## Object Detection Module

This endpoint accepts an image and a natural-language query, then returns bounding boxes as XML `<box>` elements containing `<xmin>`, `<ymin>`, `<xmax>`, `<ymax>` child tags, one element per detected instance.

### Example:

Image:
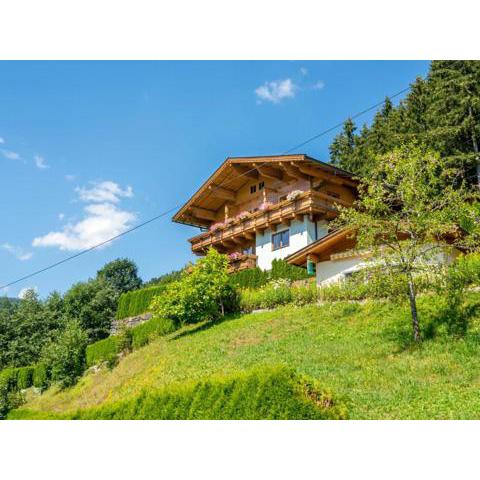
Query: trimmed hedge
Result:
<box><xmin>17</xmin><ymin>366</ymin><xmax>34</xmax><ymax>390</ymax></box>
<box><xmin>33</xmin><ymin>363</ymin><xmax>49</xmax><ymax>390</ymax></box>
<box><xmin>86</xmin><ymin>336</ymin><xmax>123</xmax><ymax>368</ymax></box>
<box><xmin>130</xmin><ymin>316</ymin><xmax>176</xmax><ymax>350</ymax></box>
<box><xmin>116</xmin><ymin>285</ymin><xmax>166</xmax><ymax>320</ymax></box>
<box><xmin>8</xmin><ymin>366</ymin><xmax>347</xmax><ymax>420</ymax></box>
<box><xmin>85</xmin><ymin>315</ymin><xmax>176</xmax><ymax>367</ymax></box>
<box><xmin>230</xmin><ymin>259</ymin><xmax>310</xmax><ymax>289</ymax></box>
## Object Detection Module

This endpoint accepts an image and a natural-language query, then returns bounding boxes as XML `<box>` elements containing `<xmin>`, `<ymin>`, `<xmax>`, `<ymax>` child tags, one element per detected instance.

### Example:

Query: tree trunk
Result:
<box><xmin>407</xmin><ymin>275</ymin><xmax>421</xmax><ymax>342</ymax></box>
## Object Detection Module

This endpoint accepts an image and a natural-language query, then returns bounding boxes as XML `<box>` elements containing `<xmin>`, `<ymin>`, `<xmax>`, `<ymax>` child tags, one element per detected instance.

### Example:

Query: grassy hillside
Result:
<box><xmin>11</xmin><ymin>294</ymin><xmax>480</xmax><ymax>419</ymax></box>
<box><xmin>9</xmin><ymin>366</ymin><xmax>345</xmax><ymax>420</ymax></box>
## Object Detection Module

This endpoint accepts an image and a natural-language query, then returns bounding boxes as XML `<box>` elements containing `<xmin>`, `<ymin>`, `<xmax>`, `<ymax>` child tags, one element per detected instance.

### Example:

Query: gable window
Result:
<box><xmin>250</xmin><ymin>185</ymin><xmax>257</xmax><ymax>194</ymax></box>
<box><xmin>272</xmin><ymin>229</ymin><xmax>290</xmax><ymax>251</ymax></box>
<box><xmin>259</xmin><ymin>181</ymin><xmax>265</xmax><ymax>190</ymax></box>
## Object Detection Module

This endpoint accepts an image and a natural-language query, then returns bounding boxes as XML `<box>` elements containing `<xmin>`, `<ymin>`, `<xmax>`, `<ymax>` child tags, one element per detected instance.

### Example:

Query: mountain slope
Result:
<box><xmin>12</xmin><ymin>296</ymin><xmax>480</xmax><ymax>419</ymax></box>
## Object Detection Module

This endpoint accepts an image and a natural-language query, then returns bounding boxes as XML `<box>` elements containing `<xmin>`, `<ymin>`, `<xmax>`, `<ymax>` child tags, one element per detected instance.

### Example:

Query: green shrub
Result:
<box><xmin>86</xmin><ymin>336</ymin><xmax>123</xmax><ymax>368</ymax></box>
<box><xmin>270</xmin><ymin>259</ymin><xmax>310</xmax><ymax>281</ymax></box>
<box><xmin>229</xmin><ymin>259</ymin><xmax>309</xmax><ymax>289</ymax></box>
<box><xmin>131</xmin><ymin>316</ymin><xmax>176</xmax><ymax>350</ymax></box>
<box><xmin>33</xmin><ymin>363</ymin><xmax>49</xmax><ymax>390</ymax></box>
<box><xmin>9</xmin><ymin>367</ymin><xmax>347</xmax><ymax>420</ymax></box>
<box><xmin>116</xmin><ymin>285</ymin><xmax>166</xmax><ymax>320</ymax></box>
<box><xmin>0</xmin><ymin>368</ymin><xmax>23</xmax><ymax>418</ymax></box>
<box><xmin>16</xmin><ymin>366</ymin><xmax>34</xmax><ymax>390</ymax></box>
<box><xmin>150</xmin><ymin>249</ymin><xmax>231</xmax><ymax>325</ymax></box>
<box><xmin>230</xmin><ymin>267</ymin><xmax>269</xmax><ymax>289</ymax></box>
<box><xmin>42</xmin><ymin>321</ymin><xmax>88</xmax><ymax>388</ymax></box>
<box><xmin>240</xmin><ymin>281</ymin><xmax>319</xmax><ymax>312</ymax></box>
<box><xmin>0</xmin><ymin>368</ymin><xmax>19</xmax><ymax>391</ymax></box>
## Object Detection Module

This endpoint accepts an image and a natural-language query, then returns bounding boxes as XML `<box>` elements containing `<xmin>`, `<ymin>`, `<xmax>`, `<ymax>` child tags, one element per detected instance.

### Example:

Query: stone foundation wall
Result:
<box><xmin>110</xmin><ymin>312</ymin><xmax>152</xmax><ymax>334</ymax></box>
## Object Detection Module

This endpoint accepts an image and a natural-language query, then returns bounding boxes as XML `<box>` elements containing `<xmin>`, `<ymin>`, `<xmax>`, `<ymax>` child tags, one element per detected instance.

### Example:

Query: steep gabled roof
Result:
<box><xmin>172</xmin><ymin>154</ymin><xmax>357</xmax><ymax>228</ymax></box>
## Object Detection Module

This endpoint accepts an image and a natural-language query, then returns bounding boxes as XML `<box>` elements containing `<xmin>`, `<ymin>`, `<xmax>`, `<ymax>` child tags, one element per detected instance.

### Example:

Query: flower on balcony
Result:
<box><xmin>286</xmin><ymin>190</ymin><xmax>303</xmax><ymax>201</ymax></box>
<box><xmin>236</xmin><ymin>210</ymin><xmax>251</xmax><ymax>221</ymax></box>
<box><xmin>259</xmin><ymin>201</ymin><xmax>273</xmax><ymax>211</ymax></box>
<box><xmin>228</xmin><ymin>251</ymin><xmax>242</xmax><ymax>261</ymax></box>
<box><xmin>209</xmin><ymin>222</ymin><xmax>224</xmax><ymax>231</ymax></box>
<box><xmin>224</xmin><ymin>217</ymin><xmax>235</xmax><ymax>225</ymax></box>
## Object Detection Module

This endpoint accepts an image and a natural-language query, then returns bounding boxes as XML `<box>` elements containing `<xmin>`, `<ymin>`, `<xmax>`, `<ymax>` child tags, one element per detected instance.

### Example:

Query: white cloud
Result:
<box><xmin>33</xmin><ymin>181</ymin><xmax>136</xmax><ymax>252</ymax></box>
<box><xmin>255</xmin><ymin>78</ymin><xmax>297</xmax><ymax>104</ymax></box>
<box><xmin>75</xmin><ymin>181</ymin><xmax>133</xmax><ymax>204</ymax></box>
<box><xmin>33</xmin><ymin>202</ymin><xmax>136</xmax><ymax>251</ymax></box>
<box><xmin>0</xmin><ymin>137</ymin><xmax>4</xmax><ymax>144</ymax></box>
<box><xmin>2</xmin><ymin>150</ymin><xmax>21</xmax><ymax>160</ymax></box>
<box><xmin>18</xmin><ymin>286</ymin><xmax>38</xmax><ymax>299</ymax></box>
<box><xmin>300</xmin><ymin>67</ymin><xmax>308</xmax><ymax>76</ymax></box>
<box><xmin>313</xmin><ymin>80</ymin><xmax>325</xmax><ymax>90</ymax></box>
<box><xmin>58</xmin><ymin>213</ymin><xmax>65</xmax><ymax>220</ymax></box>
<box><xmin>34</xmin><ymin>154</ymin><xmax>49</xmax><ymax>169</ymax></box>
<box><xmin>65</xmin><ymin>174</ymin><xmax>76</xmax><ymax>182</ymax></box>
<box><xmin>1</xmin><ymin>243</ymin><xmax>33</xmax><ymax>261</ymax></box>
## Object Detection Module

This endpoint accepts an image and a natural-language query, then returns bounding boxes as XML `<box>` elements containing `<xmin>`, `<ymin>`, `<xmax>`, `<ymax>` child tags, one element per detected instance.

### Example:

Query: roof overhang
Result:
<box><xmin>286</xmin><ymin>228</ymin><xmax>356</xmax><ymax>266</ymax></box>
<box><xmin>172</xmin><ymin>154</ymin><xmax>358</xmax><ymax>228</ymax></box>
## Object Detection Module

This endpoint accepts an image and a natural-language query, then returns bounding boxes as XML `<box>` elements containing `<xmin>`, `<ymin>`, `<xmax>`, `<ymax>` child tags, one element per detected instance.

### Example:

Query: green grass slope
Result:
<box><xmin>9</xmin><ymin>366</ymin><xmax>345</xmax><ymax>420</ymax></box>
<box><xmin>11</xmin><ymin>295</ymin><xmax>480</xmax><ymax>419</ymax></box>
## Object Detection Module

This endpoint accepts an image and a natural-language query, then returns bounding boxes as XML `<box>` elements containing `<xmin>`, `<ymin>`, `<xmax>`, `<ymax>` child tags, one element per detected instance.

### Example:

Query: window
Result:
<box><xmin>259</xmin><ymin>181</ymin><xmax>265</xmax><ymax>190</ymax></box>
<box><xmin>272</xmin><ymin>229</ymin><xmax>290</xmax><ymax>251</ymax></box>
<box><xmin>250</xmin><ymin>185</ymin><xmax>257</xmax><ymax>194</ymax></box>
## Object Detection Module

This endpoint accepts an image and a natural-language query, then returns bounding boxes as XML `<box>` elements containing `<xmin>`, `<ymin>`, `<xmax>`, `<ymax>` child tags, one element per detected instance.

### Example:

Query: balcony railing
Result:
<box><xmin>227</xmin><ymin>254</ymin><xmax>257</xmax><ymax>272</ymax></box>
<box><xmin>189</xmin><ymin>190</ymin><xmax>346</xmax><ymax>254</ymax></box>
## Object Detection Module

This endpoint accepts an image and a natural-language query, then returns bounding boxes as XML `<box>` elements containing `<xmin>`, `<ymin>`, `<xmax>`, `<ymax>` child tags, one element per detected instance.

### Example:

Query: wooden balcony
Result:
<box><xmin>228</xmin><ymin>254</ymin><xmax>258</xmax><ymax>272</ymax></box>
<box><xmin>189</xmin><ymin>190</ymin><xmax>348</xmax><ymax>254</ymax></box>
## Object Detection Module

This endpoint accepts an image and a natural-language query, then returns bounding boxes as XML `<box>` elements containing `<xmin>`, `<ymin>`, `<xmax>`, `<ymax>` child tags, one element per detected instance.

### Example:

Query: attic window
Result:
<box><xmin>250</xmin><ymin>185</ymin><xmax>257</xmax><ymax>194</ymax></box>
<box><xmin>259</xmin><ymin>181</ymin><xmax>265</xmax><ymax>190</ymax></box>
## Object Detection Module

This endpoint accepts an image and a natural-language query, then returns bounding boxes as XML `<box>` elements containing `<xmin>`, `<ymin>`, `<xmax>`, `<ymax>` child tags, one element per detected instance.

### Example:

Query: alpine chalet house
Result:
<box><xmin>173</xmin><ymin>155</ymin><xmax>359</xmax><ymax>278</ymax></box>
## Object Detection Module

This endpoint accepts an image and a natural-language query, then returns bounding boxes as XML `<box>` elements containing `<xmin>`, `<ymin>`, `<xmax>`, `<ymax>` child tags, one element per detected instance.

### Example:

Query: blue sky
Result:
<box><xmin>0</xmin><ymin>60</ymin><xmax>430</xmax><ymax>298</ymax></box>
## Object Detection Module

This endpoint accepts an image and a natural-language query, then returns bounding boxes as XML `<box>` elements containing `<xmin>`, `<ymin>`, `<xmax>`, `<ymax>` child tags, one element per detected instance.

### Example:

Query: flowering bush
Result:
<box><xmin>236</xmin><ymin>211</ymin><xmax>251</xmax><ymax>221</ymax></box>
<box><xmin>259</xmin><ymin>202</ymin><xmax>273</xmax><ymax>211</ymax></box>
<box><xmin>224</xmin><ymin>217</ymin><xmax>235</xmax><ymax>225</ymax></box>
<box><xmin>286</xmin><ymin>190</ymin><xmax>303</xmax><ymax>201</ymax></box>
<box><xmin>228</xmin><ymin>252</ymin><xmax>242</xmax><ymax>261</ymax></box>
<box><xmin>209</xmin><ymin>222</ymin><xmax>225</xmax><ymax>231</ymax></box>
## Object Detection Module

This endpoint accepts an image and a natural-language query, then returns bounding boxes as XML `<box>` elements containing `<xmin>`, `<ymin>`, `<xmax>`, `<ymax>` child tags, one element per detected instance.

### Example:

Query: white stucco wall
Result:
<box><xmin>316</xmin><ymin>257</ymin><xmax>368</xmax><ymax>286</ymax></box>
<box><xmin>315</xmin><ymin>246</ymin><xmax>462</xmax><ymax>286</ymax></box>
<box><xmin>256</xmin><ymin>218</ymin><xmax>328</xmax><ymax>271</ymax></box>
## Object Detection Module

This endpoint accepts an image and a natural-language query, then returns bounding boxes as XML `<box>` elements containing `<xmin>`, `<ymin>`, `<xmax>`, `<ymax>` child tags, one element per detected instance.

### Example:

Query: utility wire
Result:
<box><xmin>0</xmin><ymin>84</ymin><xmax>412</xmax><ymax>290</ymax></box>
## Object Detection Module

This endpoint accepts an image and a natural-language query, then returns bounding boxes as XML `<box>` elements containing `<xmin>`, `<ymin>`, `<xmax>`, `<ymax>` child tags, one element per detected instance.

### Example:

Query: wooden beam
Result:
<box><xmin>191</xmin><ymin>207</ymin><xmax>217</xmax><ymax>221</ymax></box>
<box><xmin>208</xmin><ymin>185</ymin><xmax>236</xmax><ymax>202</ymax></box>
<box><xmin>315</xmin><ymin>190</ymin><xmax>352</xmax><ymax>207</ymax></box>
<box><xmin>242</xmin><ymin>232</ymin><xmax>255</xmax><ymax>240</ymax></box>
<box><xmin>294</xmin><ymin>163</ymin><xmax>356</xmax><ymax>187</ymax></box>
<box><xmin>279</xmin><ymin>163</ymin><xmax>309</xmax><ymax>180</ymax></box>
<box><xmin>253</xmin><ymin>163</ymin><xmax>283</xmax><ymax>180</ymax></box>
<box><xmin>230</xmin><ymin>163</ymin><xmax>259</xmax><ymax>179</ymax></box>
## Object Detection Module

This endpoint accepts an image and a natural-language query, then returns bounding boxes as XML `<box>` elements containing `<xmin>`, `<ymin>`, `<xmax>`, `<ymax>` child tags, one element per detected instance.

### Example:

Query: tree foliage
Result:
<box><xmin>63</xmin><ymin>279</ymin><xmax>117</xmax><ymax>342</ymax></box>
<box><xmin>42</xmin><ymin>321</ymin><xmax>88</xmax><ymax>389</ymax></box>
<box><xmin>330</xmin><ymin>61</ymin><xmax>480</xmax><ymax>181</ymax></box>
<box><xmin>97</xmin><ymin>258</ymin><xmax>142</xmax><ymax>295</ymax></box>
<box><xmin>335</xmin><ymin>144</ymin><xmax>480</xmax><ymax>341</ymax></box>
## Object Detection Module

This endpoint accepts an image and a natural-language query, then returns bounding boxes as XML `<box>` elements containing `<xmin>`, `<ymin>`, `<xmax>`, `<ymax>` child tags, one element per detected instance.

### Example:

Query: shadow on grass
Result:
<box><xmin>168</xmin><ymin>313</ymin><xmax>244</xmax><ymax>342</ymax></box>
<box><xmin>381</xmin><ymin>299</ymin><xmax>480</xmax><ymax>354</ymax></box>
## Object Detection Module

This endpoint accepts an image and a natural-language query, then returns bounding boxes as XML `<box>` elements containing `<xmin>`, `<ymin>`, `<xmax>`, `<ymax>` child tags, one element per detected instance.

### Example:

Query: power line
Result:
<box><xmin>0</xmin><ymin>84</ymin><xmax>413</xmax><ymax>290</ymax></box>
